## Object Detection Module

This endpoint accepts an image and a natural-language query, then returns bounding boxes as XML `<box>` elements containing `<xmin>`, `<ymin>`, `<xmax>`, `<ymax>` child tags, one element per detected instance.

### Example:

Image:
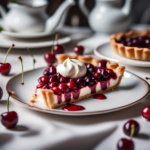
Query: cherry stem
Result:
<box><xmin>7</xmin><ymin>91</ymin><xmax>15</xmax><ymax>112</ymax></box>
<box><xmin>51</xmin><ymin>34</ymin><xmax>59</xmax><ymax>54</ymax></box>
<box><xmin>26</xmin><ymin>48</ymin><xmax>36</xmax><ymax>69</ymax></box>
<box><xmin>130</xmin><ymin>124</ymin><xmax>135</xmax><ymax>140</ymax></box>
<box><xmin>145</xmin><ymin>77</ymin><xmax>150</xmax><ymax>80</ymax></box>
<box><xmin>4</xmin><ymin>44</ymin><xmax>15</xmax><ymax>64</ymax></box>
<box><xmin>18</xmin><ymin>56</ymin><xmax>24</xmax><ymax>85</ymax></box>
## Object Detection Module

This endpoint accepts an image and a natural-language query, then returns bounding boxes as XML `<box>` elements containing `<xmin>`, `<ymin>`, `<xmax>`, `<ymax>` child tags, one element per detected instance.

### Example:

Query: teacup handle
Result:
<box><xmin>78</xmin><ymin>0</ymin><xmax>89</xmax><ymax>18</ymax></box>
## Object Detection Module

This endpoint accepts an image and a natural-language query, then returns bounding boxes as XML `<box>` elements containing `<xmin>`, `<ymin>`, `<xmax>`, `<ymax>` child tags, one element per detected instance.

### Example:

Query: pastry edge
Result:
<box><xmin>110</xmin><ymin>30</ymin><xmax>150</xmax><ymax>61</ymax></box>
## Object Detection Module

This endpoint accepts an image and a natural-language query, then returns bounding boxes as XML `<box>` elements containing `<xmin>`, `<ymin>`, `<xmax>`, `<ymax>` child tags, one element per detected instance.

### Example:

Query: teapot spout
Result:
<box><xmin>121</xmin><ymin>0</ymin><xmax>133</xmax><ymax>15</ymax></box>
<box><xmin>0</xmin><ymin>5</ymin><xmax>7</xmax><ymax>19</ymax></box>
<box><xmin>45</xmin><ymin>0</ymin><xmax>75</xmax><ymax>33</ymax></box>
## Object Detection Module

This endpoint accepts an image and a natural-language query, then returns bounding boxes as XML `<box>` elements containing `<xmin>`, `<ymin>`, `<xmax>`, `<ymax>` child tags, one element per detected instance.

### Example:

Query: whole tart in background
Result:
<box><xmin>110</xmin><ymin>30</ymin><xmax>150</xmax><ymax>61</ymax></box>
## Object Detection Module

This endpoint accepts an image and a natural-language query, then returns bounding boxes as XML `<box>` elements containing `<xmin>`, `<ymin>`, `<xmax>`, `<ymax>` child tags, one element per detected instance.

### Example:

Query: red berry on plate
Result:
<box><xmin>49</xmin><ymin>66</ymin><xmax>56</xmax><ymax>75</ymax></box>
<box><xmin>49</xmin><ymin>82</ymin><xmax>59</xmax><ymax>88</ymax></box>
<box><xmin>60</xmin><ymin>77</ymin><xmax>68</xmax><ymax>83</ymax></box>
<box><xmin>123</xmin><ymin>120</ymin><xmax>140</xmax><ymax>136</ymax></box>
<box><xmin>141</xmin><ymin>106</ymin><xmax>150</xmax><ymax>120</ymax></box>
<box><xmin>49</xmin><ymin>75</ymin><xmax>58</xmax><ymax>83</ymax></box>
<box><xmin>51</xmin><ymin>87</ymin><xmax>61</xmax><ymax>95</ymax></box>
<box><xmin>74</xmin><ymin>45</ymin><xmax>84</xmax><ymax>55</ymax></box>
<box><xmin>38</xmin><ymin>76</ymin><xmax>49</xmax><ymax>84</ymax></box>
<box><xmin>67</xmin><ymin>82</ymin><xmax>77</xmax><ymax>90</ymax></box>
<box><xmin>1</xmin><ymin>111</ymin><xmax>18</xmax><ymax>128</ymax></box>
<box><xmin>59</xmin><ymin>83</ymin><xmax>69</xmax><ymax>93</ymax></box>
<box><xmin>98</xmin><ymin>60</ymin><xmax>107</xmax><ymax>68</ymax></box>
<box><xmin>0</xmin><ymin>87</ymin><xmax>3</xmax><ymax>100</ymax></box>
<box><xmin>53</xmin><ymin>45</ymin><xmax>64</xmax><ymax>54</ymax></box>
<box><xmin>117</xmin><ymin>138</ymin><xmax>134</xmax><ymax>150</ymax></box>
<box><xmin>44</xmin><ymin>53</ymin><xmax>56</xmax><ymax>64</ymax></box>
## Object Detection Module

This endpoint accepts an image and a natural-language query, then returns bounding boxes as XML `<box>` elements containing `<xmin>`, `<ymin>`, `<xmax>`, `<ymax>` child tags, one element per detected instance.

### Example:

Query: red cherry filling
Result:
<box><xmin>123</xmin><ymin>120</ymin><xmax>140</xmax><ymax>136</ymax></box>
<box><xmin>141</xmin><ymin>106</ymin><xmax>150</xmax><ymax>120</ymax></box>
<box><xmin>116</xmin><ymin>36</ymin><xmax>150</xmax><ymax>48</ymax></box>
<box><xmin>67</xmin><ymin>82</ymin><xmax>77</xmax><ymax>90</ymax></box>
<box><xmin>38</xmin><ymin>60</ymin><xmax>117</xmax><ymax>97</ymax></box>
<box><xmin>59</xmin><ymin>83</ymin><xmax>69</xmax><ymax>93</ymax></box>
<box><xmin>38</xmin><ymin>76</ymin><xmax>49</xmax><ymax>84</ymax></box>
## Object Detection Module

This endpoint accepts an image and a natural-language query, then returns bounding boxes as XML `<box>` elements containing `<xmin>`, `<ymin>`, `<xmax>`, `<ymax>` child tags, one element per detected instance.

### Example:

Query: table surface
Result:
<box><xmin>0</xmin><ymin>26</ymin><xmax>150</xmax><ymax>150</ymax></box>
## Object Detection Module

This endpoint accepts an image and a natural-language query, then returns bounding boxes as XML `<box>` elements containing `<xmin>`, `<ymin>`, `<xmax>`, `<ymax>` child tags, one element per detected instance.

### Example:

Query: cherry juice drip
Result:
<box><xmin>62</xmin><ymin>104</ymin><xmax>85</xmax><ymax>111</ymax></box>
<box><xmin>93</xmin><ymin>94</ymin><xmax>107</xmax><ymax>100</ymax></box>
<box><xmin>57</xmin><ymin>95</ymin><xmax>62</xmax><ymax>104</ymax></box>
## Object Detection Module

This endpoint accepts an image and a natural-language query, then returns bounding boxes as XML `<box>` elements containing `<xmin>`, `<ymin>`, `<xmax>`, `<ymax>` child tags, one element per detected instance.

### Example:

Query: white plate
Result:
<box><xmin>1</xmin><ymin>30</ymin><xmax>55</xmax><ymax>38</ymax></box>
<box><xmin>6</xmin><ymin>67</ymin><xmax>150</xmax><ymax>116</ymax></box>
<box><xmin>94</xmin><ymin>42</ymin><xmax>150</xmax><ymax>67</ymax></box>
<box><xmin>0</xmin><ymin>34</ymin><xmax>71</xmax><ymax>49</ymax></box>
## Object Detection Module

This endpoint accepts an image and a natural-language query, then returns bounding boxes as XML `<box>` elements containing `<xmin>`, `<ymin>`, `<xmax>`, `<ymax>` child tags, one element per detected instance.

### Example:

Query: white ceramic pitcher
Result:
<box><xmin>79</xmin><ymin>0</ymin><xmax>133</xmax><ymax>33</ymax></box>
<box><xmin>0</xmin><ymin>0</ymin><xmax>75</xmax><ymax>33</ymax></box>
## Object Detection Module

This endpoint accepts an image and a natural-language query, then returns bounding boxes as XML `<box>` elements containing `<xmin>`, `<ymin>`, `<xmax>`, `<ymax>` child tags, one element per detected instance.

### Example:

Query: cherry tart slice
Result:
<box><xmin>33</xmin><ymin>55</ymin><xmax>125</xmax><ymax>109</ymax></box>
<box><xmin>110</xmin><ymin>30</ymin><xmax>150</xmax><ymax>61</ymax></box>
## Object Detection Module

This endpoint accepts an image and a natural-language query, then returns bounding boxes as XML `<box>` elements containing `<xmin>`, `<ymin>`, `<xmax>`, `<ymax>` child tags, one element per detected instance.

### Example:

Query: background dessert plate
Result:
<box><xmin>6</xmin><ymin>67</ymin><xmax>150</xmax><ymax>116</ymax></box>
<box><xmin>94</xmin><ymin>42</ymin><xmax>150</xmax><ymax>67</ymax></box>
<box><xmin>0</xmin><ymin>34</ymin><xmax>71</xmax><ymax>49</ymax></box>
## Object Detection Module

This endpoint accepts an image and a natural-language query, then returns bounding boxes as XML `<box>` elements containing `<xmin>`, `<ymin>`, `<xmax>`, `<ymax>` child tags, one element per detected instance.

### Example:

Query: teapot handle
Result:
<box><xmin>78</xmin><ymin>0</ymin><xmax>89</xmax><ymax>17</ymax></box>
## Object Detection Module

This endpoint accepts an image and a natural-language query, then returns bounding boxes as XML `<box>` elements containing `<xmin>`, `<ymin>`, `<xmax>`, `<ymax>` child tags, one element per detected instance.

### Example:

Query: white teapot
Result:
<box><xmin>0</xmin><ymin>0</ymin><xmax>75</xmax><ymax>33</ymax></box>
<box><xmin>79</xmin><ymin>0</ymin><xmax>133</xmax><ymax>33</ymax></box>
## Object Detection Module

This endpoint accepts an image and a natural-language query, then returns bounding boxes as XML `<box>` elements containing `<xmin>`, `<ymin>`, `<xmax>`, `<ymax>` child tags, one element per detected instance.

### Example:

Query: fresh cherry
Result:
<box><xmin>76</xmin><ymin>78</ymin><xmax>86</xmax><ymax>87</ymax></box>
<box><xmin>43</xmin><ymin>70</ymin><xmax>49</xmax><ymax>76</ymax></box>
<box><xmin>49</xmin><ymin>66</ymin><xmax>56</xmax><ymax>75</ymax></box>
<box><xmin>53</xmin><ymin>45</ymin><xmax>64</xmax><ymax>54</ymax></box>
<box><xmin>117</xmin><ymin>138</ymin><xmax>134</xmax><ymax>150</ymax></box>
<box><xmin>0</xmin><ymin>87</ymin><xmax>3</xmax><ymax>100</ymax></box>
<box><xmin>49</xmin><ymin>75</ymin><xmax>58</xmax><ymax>83</ymax></box>
<box><xmin>49</xmin><ymin>82</ymin><xmax>59</xmax><ymax>88</ymax></box>
<box><xmin>73</xmin><ymin>45</ymin><xmax>84</xmax><ymax>55</ymax></box>
<box><xmin>38</xmin><ymin>76</ymin><xmax>49</xmax><ymax>84</ymax></box>
<box><xmin>1</xmin><ymin>111</ymin><xmax>18</xmax><ymax>128</ymax></box>
<box><xmin>1</xmin><ymin>91</ymin><xmax>18</xmax><ymax>128</ymax></box>
<box><xmin>0</xmin><ymin>44</ymin><xmax>14</xmax><ymax>75</ymax></box>
<box><xmin>67</xmin><ymin>82</ymin><xmax>77</xmax><ymax>90</ymax></box>
<box><xmin>60</xmin><ymin>77</ymin><xmax>68</xmax><ymax>83</ymax></box>
<box><xmin>123</xmin><ymin>120</ymin><xmax>140</xmax><ymax>136</ymax></box>
<box><xmin>94</xmin><ymin>72</ymin><xmax>101</xmax><ymax>80</ymax></box>
<box><xmin>98</xmin><ymin>60</ymin><xmax>107</xmax><ymax>68</ymax></box>
<box><xmin>51</xmin><ymin>87</ymin><xmax>61</xmax><ymax>95</ymax></box>
<box><xmin>42</xmin><ymin>84</ymin><xmax>49</xmax><ymax>89</ymax></box>
<box><xmin>69</xmin><ymin>78</ymin><xmax>76</xmax><ymax>83</ymax></box>
<box><xmin>44</xmin><ymin>53</ymin><xmax>56</xmax><ymax>64</ymax></box>
<box><xmin>36</xmin><ymin>83</ymin><xmax>45</xmax><ymax>89</ymax></box>
<box><xmin>59</xmin><ymin>83</ymin><xmax>69</xmax><ymax>93</ymax></box>
<box><xmin>141</xmin><ymin>106</ymin><xmax>150</xmax><ymax>120</ymax></box>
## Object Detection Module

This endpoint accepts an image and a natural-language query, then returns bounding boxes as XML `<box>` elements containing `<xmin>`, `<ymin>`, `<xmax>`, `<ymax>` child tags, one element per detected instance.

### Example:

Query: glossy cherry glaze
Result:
<box><xmin>0</xmin><ymin>87</ymin><xmax>3</xmax><ymax>100</ymax></box>
<box><xmin>141</xmin><ymin>106</ymin><xmax>150</xmax><ymax>120</ymax></box>
<box><xmin>1</xmin><ymin>111</ymin><xmax>18</xmax><ymax>128</ymax></box>
<box><xmin>62</xmin><ymin>104</ymin><xmax>85</xmax><ymax>111</ymax></box>
<box><xmin>35</xmin><ymin>60</ymin><xmax>117</xmax><ymax>104</ymax></box>
<box><xmin>93</xmin><ymin>94</ymin><xmax>107</xmax><ymax>100</ymax></box>
<box><xmin>53</xmin><ymin>45</ymin><xmax>64</xmax><ymax>54</ymax></box>
<box><xmin>73</xmin><ymin>45</ymin><xmax>84</xmax><ymax>55</ymax></box>
<box><xmin>44</xmin><ymin>53</ymin><xmax>56</xmax><ymax>64</ymax></box>
<box><xmin>0</xmin><ymin>62</ymin><xmax>11</xmax><ymax>75</ymax></box>
<box><xmin>123</xmin><ymin>120</ymin><xmax>140</xmax><ymax>136</ymax></box>
<box><xmin>117</xmin><ymin>138</ymin><xmax>134</xmax><ymax>150</ymax></box>
<box><xmin>116</xmin><ymin>36</ymin><xmax>150</xmax><ymax>48</ymax></box>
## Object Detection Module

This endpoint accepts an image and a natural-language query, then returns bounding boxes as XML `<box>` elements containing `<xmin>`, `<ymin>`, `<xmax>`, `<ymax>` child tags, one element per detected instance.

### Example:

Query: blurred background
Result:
<box><xmin>1</xmin><ymin>0</ymin><xmax>150</xmax><ymax>28</ymax></box>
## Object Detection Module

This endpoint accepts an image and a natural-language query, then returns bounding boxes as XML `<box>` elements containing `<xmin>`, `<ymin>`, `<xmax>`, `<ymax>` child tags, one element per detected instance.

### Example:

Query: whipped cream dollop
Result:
<box><xmin>56</xmin><ymin>58</ymin><xmax>87</xmax><ymax>78</ymax></box>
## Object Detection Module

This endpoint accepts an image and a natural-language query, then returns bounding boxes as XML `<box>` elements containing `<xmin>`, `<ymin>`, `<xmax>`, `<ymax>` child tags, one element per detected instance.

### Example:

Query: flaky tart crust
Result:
<box><xmin>110</xmin><ymin>30</ymin><xmax>150</xmax><ymax>61</ymax></box>
<box><xmin>35</xmin><ymin>55</ymin><xmax>125</xmax><ymax>109</ymax></box>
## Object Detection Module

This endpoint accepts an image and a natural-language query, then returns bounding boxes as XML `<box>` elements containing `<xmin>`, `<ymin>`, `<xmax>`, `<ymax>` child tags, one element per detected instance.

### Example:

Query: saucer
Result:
<box><xmin>94</xmin><ymin>42</ymin><xmax>150</xmax><ymax>67</ymax></box>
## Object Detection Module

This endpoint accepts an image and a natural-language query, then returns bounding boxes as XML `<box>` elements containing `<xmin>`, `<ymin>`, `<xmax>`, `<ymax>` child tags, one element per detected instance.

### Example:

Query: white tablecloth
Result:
<box><xmin>0</xmin><ymin>27</ymin><xmax>150</xmax><ymax>150</ymax></box>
